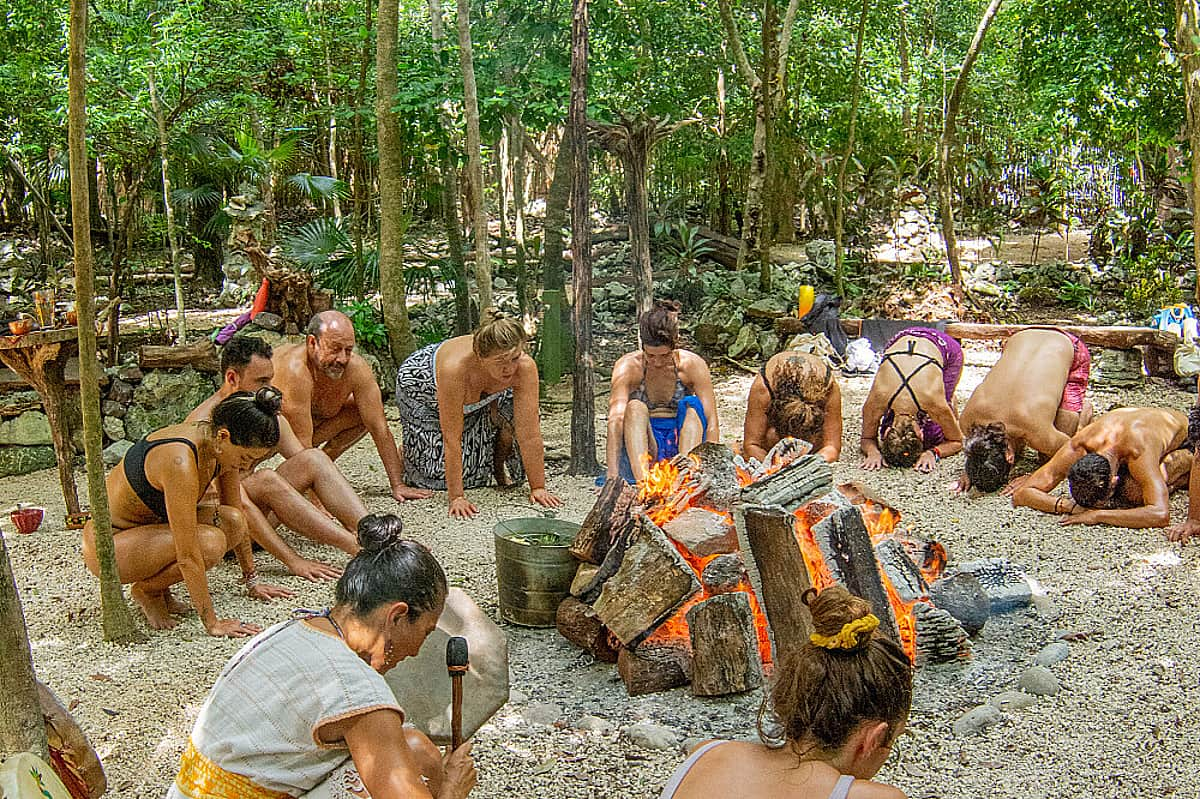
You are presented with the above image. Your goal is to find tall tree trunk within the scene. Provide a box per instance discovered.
[569,0,598,475]
[69,0,138,643]
[456,0,493,310]
[899,0,911,137]
[427,0,472,333]
[755,0,778,291]
[148,66,187,344]
[0,532,47,759]
[353,0,374,300]
[1177,0,1200,301]
[937,0,1005,297]
[508,115,530,321]
[716,57,731,235]
[377,0,416,360]
[542,136,571,294]
[625,142,653,318]
[833,0,870,296]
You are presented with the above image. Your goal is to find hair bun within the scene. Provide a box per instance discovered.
[804,585,877,652]
[357,513,405,552]
[254,386,283,415]
[481,307,506,325]
[654,298,682,314]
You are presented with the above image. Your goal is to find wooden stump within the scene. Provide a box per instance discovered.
[687,593,763,696]
[556,597,619,663]
[592,515,700,646]
[741,505,813,660]
[617,640,690,696]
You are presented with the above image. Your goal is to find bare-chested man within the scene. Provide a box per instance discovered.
[1012,407,1193,528]
[272,311,432,503]
[954,328,1093,494]
[188,336,366,580]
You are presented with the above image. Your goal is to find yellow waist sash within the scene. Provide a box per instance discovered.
[174,739,293,799]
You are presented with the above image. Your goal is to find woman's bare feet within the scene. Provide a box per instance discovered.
[131,585,179,630]
[162,589,192,616]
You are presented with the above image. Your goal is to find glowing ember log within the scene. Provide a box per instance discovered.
[741,504,815,660]
[874,538,928,603]
[734,437,814,485]
[592,515,701,646]
[556,596,620,663]
[687,592,764,696]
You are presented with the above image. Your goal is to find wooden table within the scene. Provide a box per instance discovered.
[0,327,81,516]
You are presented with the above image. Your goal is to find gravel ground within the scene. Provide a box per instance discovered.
[4,339,1199,798]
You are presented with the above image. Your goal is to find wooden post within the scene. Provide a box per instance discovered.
[741,504,813,660]
[687,593,763,696]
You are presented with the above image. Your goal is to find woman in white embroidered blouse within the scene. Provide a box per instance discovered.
[168,514,477,799]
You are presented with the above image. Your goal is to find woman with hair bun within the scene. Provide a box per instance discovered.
[395,309,561,519]
[606,300,721,484]
[661,585,913,799]
[82,387,292,636]
[743,351,843,463]
[168,514,478,799]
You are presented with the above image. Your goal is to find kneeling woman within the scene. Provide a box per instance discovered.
[168,515,477,799]
[395,310,561,520]
[743,351,842,463]
[860,328,963,473]
[661,585,913,799]
[82,388,290,637]
[606,300,721,484]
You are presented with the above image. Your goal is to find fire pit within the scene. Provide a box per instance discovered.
[559,439,1002,696]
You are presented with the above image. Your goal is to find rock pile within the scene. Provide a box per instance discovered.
[101,366,217,466]
[890,189,939,261]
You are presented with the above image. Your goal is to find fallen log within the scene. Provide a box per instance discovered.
[556,596,619,663]
[740,504,814,660]
[687,592,763,696]
[774,317,1177,350]
[138,338,220,372]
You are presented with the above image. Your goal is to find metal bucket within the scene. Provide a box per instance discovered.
[494,517,580,627]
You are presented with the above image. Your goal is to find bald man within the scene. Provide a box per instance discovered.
[272,311,432,503]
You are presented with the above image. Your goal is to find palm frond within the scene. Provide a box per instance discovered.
[287,173,349,201]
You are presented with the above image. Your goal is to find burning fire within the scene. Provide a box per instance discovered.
[634,455,773,664]
[791,500,921,663]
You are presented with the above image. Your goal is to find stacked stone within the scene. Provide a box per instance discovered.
[0,393,60,477]
[891,189,938,260]
[1093,347,1145,388]
[591,280,636,334]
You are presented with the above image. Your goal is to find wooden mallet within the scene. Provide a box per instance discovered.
[445,636,469,751]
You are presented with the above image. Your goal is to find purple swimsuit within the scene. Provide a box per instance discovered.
[878,327,964,448]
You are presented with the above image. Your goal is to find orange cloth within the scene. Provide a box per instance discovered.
[173,739,292,799]
[250,278,271,317]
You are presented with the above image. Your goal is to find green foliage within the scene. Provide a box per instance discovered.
[338,299,389,352]
[282,217,379,299]
[1058,280,1095,311]
[1123,247,1184,321]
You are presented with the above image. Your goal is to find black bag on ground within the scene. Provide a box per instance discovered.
[800,293,848,359]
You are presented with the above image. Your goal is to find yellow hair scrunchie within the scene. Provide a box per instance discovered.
[810,614,880,650]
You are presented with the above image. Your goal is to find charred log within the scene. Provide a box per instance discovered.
[811,506,900,645]
[571,478,637,564]
[739,454,833,511]
[617,639,690,696]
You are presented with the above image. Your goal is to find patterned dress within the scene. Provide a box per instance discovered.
[394,342,524,490]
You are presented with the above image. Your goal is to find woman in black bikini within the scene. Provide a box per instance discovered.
[605,300,720,484]
[82,388,292,636]
[860,328,964,473]
[743,350,843,463]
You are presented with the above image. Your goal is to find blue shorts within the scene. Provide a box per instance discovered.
[598,396,709,485]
